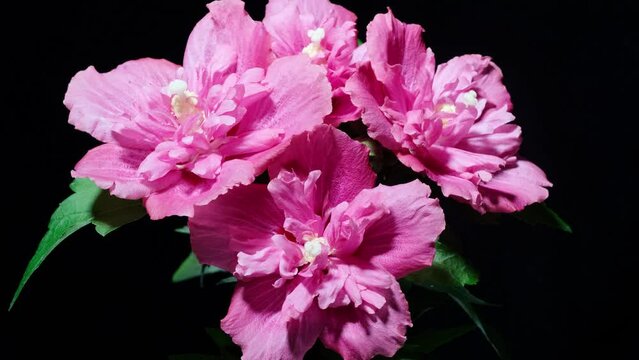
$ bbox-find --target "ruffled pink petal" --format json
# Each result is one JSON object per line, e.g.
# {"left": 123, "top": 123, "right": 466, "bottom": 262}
{"left": 267, "top": 170, "right": 323, "bottom": 231}
{"left": 320, "top": 278, "right": 411, "bottom": 360}
{"left": 190, "top": 153, "right": 224, "bottom": 179}
{"left": 190, "top": 184, "right": 284, "bottom": 272}
{"left": 351, "top": 43, "right": 368, "bottom": 64}
{"left": 431, "top": 173, "right": 483, "bottom": 207}
{"left": 457, "top": 105, "right": 522, "bottom": 158}
{"left": 222, "top": 277, "right": 325, "bottom": 360}
{"left": 434, "top": 54, "right": 512, "bottom": 110}
{"left": 269, "top": 125, "right": 376, "bottom": 214}
{"left": 237, "top": 55, "right": 332, "bottom": 172}
{"left": 183, "top": 0, "right": 271, "bottom": 91}
{"left": 263, "top": 0, "right": 306, "bottom": 56}
{"left": 236, "top": 247, "right": 282, "bottom": 279}
{"left": 346, "top": 63, "right": 401, "bottom": 152}
{"left": 137, "top": 141, "right": 183, "bottom": 182}
{"left": 365, "top": 10, "right": 435, "bottom": 97}
{"left": 316, "top": 260, "right": 394, "bottom": 310}
{"left": 316, "top": 261, "right": 349, "bottom": 309}
{"left": 64, "top": 58, "right": 179, "bottom": 143}
{"left": 219, "top": 129, "right": 285, "bottom": 157}
{"left": 239, "top": 55, "right": 332, "bottom": 134}
{"left": 352, "top": 180, "right": 444, "bottom": 278}
{"left": 396, "top": 152, "right": 427, "bottom": 173}
{"left": 145, "top": 159, "right": 254, "bottom": 219}
{"left": 235, "top": 234, "right": 303, "bottom": 281}
{"left": 324, "top": 87, "right": 361, "bottom": 126}
{"left": 478, "top": 160, "right": 552, "bottom": 213}
{"left": 324, "top": 198, "right": 388, "bottom": 257}
{"left": 426, "top": 145, "right": 506, "bottom": 176}
{"left": 281, "top": 276, "right": 322, "bottom": 320}
{"left": 72, "top": 143, "right": 153, "bottom": 199}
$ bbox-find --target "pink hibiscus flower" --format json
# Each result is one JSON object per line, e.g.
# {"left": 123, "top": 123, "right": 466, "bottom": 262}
{"left": 263, "top": 0, "right": 362, "bottom": 125}
{"left": 346, "top": 10, "right": 552, "bottom": 213}
{"left": 65, "top": 0, "right": 332, "bottom": 219}
{"left": 190, "top": 125, "right": 445, "bottom": 360}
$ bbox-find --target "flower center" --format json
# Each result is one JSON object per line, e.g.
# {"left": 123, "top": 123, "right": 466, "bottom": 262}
{"left": 302, "top": 235, "right": 328, "bottom": 263}
{"left": 434, "top": 90, "right": 480, "bottom": 126}
{"left": 302, "top": 27, "right": 326, "bottom": 58}
{"left": 436, "top": 103, "right": 457, "bottom": 114}
{"left": 167, "top": 79, "right": 200, "bottom": 122}
{"left": 460, "top": 90, "right": 478, "bottom": 106}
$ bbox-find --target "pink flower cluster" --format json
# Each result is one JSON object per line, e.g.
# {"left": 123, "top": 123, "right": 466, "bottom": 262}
{"left": 64, "top": 0, "right": 551, "bottom": 358}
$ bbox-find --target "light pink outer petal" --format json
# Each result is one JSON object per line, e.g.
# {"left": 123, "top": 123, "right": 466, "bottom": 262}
{"left": 64, "top": 58, "right": 179, "bottom": 143}
{"left": 72, "top": 143, "right": 153, "bottom": 199}
{"left": 264, "top": 0, "right": 357, "bottom": 56}
{"left": 263, "top": 0, "right": 306, "bottom": 56}
{"left": 222, "top": 277, "right": 325, "bottom": 360}
{"left": 241, "top": 56, "right": 332, "bottom": 133}
{"left": 183, "top": 0, "right": 271, "bottom": 90}
{"left": 267, "top": 0, "right": 357, "bottom": 26}
{"left": 365, "top": 10, "right": 434, "bottom": 95}
{"left": 478, "top": 160, "right": 552, "bottom": 213}
{"left": 190, "top": 184, "right": 284, "bottom": 272}
{"left": 320, "top": 279, "right": 411, "bottom": 360}
{"left": 434, "top": 54, "right": 512, "bottom": 109}
{"left": 269, "top": 125, "right": 376, "bottom": 214}
{"left": 144, "top": 159, "right": 255, "bottom": 219}
{"left": 346, "top": 63, "right": 401, "bottom": 152}
{"left": 238, "top": 55, "right": 332, "bottom": 172}
{"left": 353, "top": 180, "right": 444, "bottom": 278}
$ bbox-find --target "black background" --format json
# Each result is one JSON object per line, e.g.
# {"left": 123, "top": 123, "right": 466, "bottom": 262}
{"left": 2, "top": 0, "right": 636, "bottom": 359}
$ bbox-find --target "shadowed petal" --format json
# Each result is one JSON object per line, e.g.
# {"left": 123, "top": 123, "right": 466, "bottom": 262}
{"left": 222, "top": 277, "right": 325, "bottom": 360}
{"left": 190, "top": 183, "right": 284, "bottom": 272}
{"left": 145, "top": 159, "right": 254, "bottom": 219}
{"left": 320, "top": 279, "right": 411, "bottom": 360}
{"left": 269, "top": 125, "right": 376, "bottom": 215}
{"left": 366, "top": 10, "right": 435, "bottom": 96}
{"left": 352, "top": 180, "right": 444, "bottom": 278}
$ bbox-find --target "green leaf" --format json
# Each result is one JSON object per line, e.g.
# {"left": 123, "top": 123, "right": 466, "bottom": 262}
{"left": 514, "top": 202, "right": 572, "bottom": 233}
{"left": 172, "top": 252, "right": 224, "bottom": 283}
{"left": 357, "top": 38, "right": 364, "bottom": 46}
{"left": 9, "top": 178, "right": 146, "bottom": 310}
{"left": 449, "top": 295, "right": 508, "bottom": 359}
{"left": 433, "top": 242, "right": 479, "bottom": 286}
{"left": 206, "top": 328, "right": 241, "bottom": 360}
{"left": 397, "top": 324, "right": 475, "bottom": 357}
{"left": 405, "top": 242, "right": 508, "bottom": 358}
{"left": 175, "top": 225, "right": 190, "bottom": 234}
{"left": 406, "top": 242, "right": 484, "bottom": 305}
{"left": 405, "top": 265, "right": 489, "bottom": 306}
{"left": 91, "top": 189, "right": 146, "bottom": 236}
{"left": 206, "top": 328, "right": 234, "bottom": 349}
